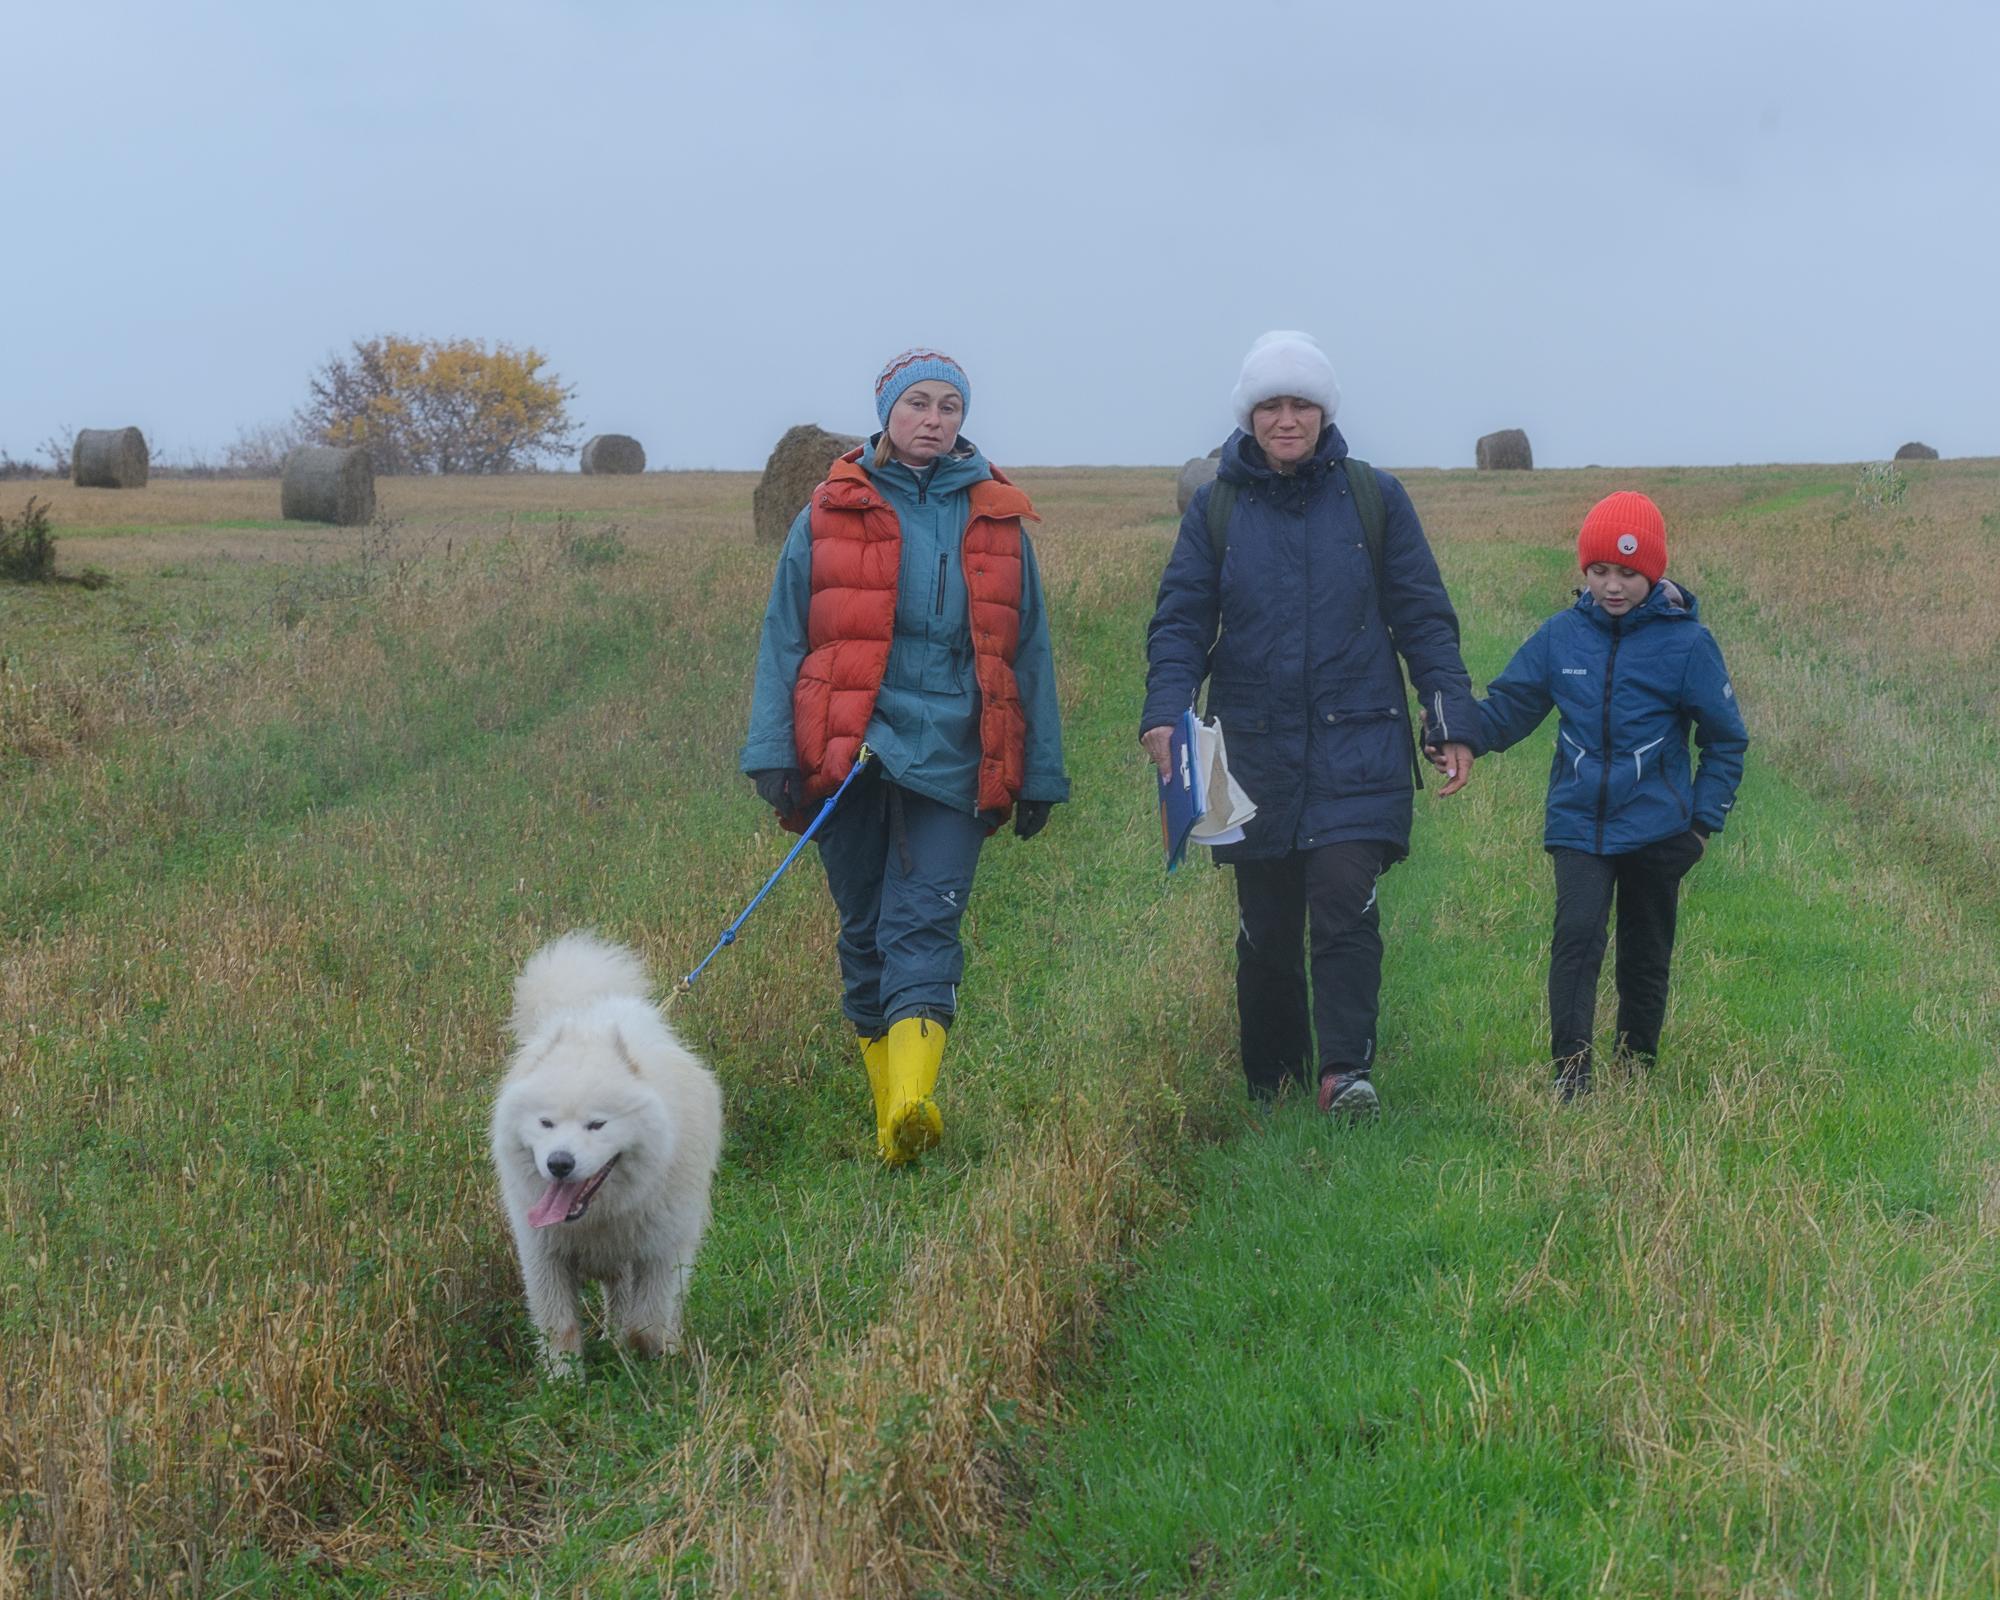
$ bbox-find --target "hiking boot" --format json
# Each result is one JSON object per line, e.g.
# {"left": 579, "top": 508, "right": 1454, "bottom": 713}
{"left": 1316, "top": 1069, "right": 1379, "bottom": 1120}
{"left": 1612, "top": 1047, "right": 1657, "bottom": 1081}
{"left": 1555, "top": 1061, "right": 1593, "bottom": 1102}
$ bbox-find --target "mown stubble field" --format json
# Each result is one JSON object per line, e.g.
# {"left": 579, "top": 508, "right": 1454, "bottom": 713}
{"left": 3, "top": 455, "right": 1998, "bottom": 1596}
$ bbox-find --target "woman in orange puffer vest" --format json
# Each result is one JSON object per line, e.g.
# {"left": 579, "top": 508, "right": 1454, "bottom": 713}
{"left": 742, "top": 349, "right": 1069, "bottom": 1167}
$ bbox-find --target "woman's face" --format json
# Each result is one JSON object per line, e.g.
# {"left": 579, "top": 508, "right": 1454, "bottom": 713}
{"left": 1250, "top": 396, "right": 1323, "bottom": 469}
{"left": 885, "top": 381, "right": 965, "bottom": 465}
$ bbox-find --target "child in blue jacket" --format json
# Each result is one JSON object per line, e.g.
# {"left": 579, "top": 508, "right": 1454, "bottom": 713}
{"left": 1440, "top": 491, "right": 1748, "bottom": 1098}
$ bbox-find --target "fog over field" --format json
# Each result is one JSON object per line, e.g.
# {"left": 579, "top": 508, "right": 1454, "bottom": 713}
{"left": 7, "top": 0, "right": 1998, "bottom": 471}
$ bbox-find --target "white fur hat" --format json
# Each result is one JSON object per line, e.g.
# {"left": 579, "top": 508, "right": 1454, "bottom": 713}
{"left": 1230, "top": 330, "right": 1341, "bottom": 432}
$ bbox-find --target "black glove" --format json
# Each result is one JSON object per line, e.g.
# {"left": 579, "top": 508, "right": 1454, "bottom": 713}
{"left": 1013, "top": 799, "right": 1052, "bottom": 840}
{"left": 749, "top": 768, "right": 803, "bottom": 813}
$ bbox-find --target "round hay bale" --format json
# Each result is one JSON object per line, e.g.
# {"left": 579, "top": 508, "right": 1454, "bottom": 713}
{"left": 282, "top": 446, "right": 376, "bottom": 526}
{"left": 581, "top": 434, "right": 647, "bottom": 474}
{"left": 1475, "top": 429, "right": 1533, "bottom": 471}
{"left": 71, "top": 427, "right": 149, "bottom": 489}
{"left": 754, "top": 424, "right": 863, "bottom": 543}
{"left": 1893, "top": 441, "right": 1939, "bottom": 461}
{"left": 1176, "top": 454, "right": 1221, "bottom": 514}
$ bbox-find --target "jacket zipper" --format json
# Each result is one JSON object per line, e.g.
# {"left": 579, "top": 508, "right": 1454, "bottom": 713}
{"left": 934, "top": 552, "right": 947, "bottom": 615}
{"left": 1595, "top": 618, "right": 1622, "bottom": 852}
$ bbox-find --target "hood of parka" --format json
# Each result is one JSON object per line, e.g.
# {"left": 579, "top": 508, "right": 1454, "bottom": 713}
{"left": 1573, "top": 576, "right": 1700, "bottom": 633}
{"left": 1216, "top": 422, "right": 1350, "bottom": 514}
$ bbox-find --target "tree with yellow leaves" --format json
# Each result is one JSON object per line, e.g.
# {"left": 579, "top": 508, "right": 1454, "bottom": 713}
{"left": 298, "top": 335, "right": 579, "bottom": 474}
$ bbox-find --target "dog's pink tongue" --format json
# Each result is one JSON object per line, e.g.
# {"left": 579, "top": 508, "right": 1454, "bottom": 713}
{"left": 528, "top": 1178, "right": 584, "bottom": 1229}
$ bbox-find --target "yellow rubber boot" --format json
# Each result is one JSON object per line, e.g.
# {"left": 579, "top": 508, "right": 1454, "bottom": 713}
{"left": 879, "top": 1016, "right": 945, "bottom": 1165}
{"left": 858, "top": 1031, "right": 895, "bottom": 1156}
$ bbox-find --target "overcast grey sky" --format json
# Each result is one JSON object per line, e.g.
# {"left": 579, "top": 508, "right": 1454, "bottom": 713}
{"left": 6, "top": 0, "right": 1996, "bottom": 471}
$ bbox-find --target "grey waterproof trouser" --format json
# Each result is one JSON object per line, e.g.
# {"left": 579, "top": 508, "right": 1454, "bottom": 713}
{"left": 816, "top": 764, "right": 988, "bottom": 1035}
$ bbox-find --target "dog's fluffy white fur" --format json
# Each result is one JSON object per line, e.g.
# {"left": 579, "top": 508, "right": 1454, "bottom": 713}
{"left": 490, "top": 933, "right": 722, "bottom": 1373}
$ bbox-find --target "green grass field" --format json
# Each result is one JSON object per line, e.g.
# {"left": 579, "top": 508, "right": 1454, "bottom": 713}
{"left": 2, "top": 457, "right": 1996, "bottom": 1597}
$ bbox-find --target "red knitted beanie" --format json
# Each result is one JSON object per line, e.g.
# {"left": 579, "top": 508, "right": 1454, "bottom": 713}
{"left": 1576, "top": 491, "right": 1667, "bottom": 584}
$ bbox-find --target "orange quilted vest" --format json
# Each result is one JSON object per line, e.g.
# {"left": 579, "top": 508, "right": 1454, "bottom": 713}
{"left": 791, "top": 449, "right": 1035, "bottom": 826}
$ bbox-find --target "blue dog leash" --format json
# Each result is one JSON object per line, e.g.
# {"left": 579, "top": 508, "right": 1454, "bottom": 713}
{"left": 677, "top": 747, "right": 874, "bottom": 994}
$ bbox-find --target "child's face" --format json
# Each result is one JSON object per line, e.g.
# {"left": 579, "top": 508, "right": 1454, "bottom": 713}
{"left": 1583, "top": 562, "right": 1651, "bottom": 616}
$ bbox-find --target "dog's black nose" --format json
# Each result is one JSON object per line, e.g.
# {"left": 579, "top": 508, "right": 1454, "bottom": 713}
{"left": 546, "top": 1150, "right": 575, "bottom": 1180}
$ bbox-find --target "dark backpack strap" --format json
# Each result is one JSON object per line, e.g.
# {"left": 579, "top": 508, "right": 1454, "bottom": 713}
{"left": 1196, "top": 480, "right": 1236, "bottom": 701}
{"left": 1344, "top": 457, "right": 1386, "bottom": 590}
{"left": 1203, "top": 478, "right": 1236, "bottom": 564}
{"left": 1345, "top": 457, "right": 1426, "bottom": 791}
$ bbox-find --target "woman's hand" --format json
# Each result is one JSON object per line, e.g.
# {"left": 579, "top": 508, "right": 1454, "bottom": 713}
{"left": 1140, "top": 725, "right": 1174, "bottom": 779}
{"left": 1013, "top": 800, "right": 1052, "bottom": 840}
{"left": 749, "top": 768, "right": 803, "bottom": 812}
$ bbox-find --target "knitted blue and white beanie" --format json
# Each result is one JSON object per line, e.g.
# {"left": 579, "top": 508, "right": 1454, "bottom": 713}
{"left": 875, "top": 348, "right": 970, "bottom": 426}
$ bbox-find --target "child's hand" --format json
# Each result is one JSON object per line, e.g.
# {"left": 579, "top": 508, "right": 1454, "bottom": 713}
{"left": 1432, "top": 742, "right": 1475, "bottom": 797}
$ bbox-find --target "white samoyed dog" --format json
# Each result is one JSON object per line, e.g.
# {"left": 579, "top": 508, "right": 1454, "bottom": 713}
{"left": 490, "top": 933, "right": 722, "bottom": 1373}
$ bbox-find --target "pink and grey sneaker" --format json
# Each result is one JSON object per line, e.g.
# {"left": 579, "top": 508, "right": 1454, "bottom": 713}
{"left": 1316, "top": 1068, "right": 1379, "bottom": 1120}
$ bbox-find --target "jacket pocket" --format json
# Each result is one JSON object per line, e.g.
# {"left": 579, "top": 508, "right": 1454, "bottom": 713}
{"left": 1313, "top": 697, "right": 1407, "bottom": 797}
{"left": 1556, "top": 728, "right": 1593, "bottom": 791}
{"left": 1204, "top": 671, "right": 1270, "bottom": 734}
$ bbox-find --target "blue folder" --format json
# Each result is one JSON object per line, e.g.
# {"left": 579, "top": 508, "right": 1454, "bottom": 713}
{"left": 1157, "top": 707, "right": 1205, "bottom": 872}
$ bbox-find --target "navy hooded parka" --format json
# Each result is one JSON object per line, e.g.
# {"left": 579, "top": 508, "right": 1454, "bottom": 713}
{"left": 1142, "top": 425, "right": 1478, "bottom": 862}
{"left": 1470, "top": 578, "right": 1748, "bottom": 853}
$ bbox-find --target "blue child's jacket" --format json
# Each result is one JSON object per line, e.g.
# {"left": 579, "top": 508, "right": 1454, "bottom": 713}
{"left": 1470, "top": 580, "right": 1747, "bottom": 854}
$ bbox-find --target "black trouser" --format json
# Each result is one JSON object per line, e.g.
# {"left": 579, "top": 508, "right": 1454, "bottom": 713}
{"left": 1233, "top": 841, "right": 1391, "bottom": 1099}
{"left": 1548, "top": 832, "right": 1704, "bottom": 1076}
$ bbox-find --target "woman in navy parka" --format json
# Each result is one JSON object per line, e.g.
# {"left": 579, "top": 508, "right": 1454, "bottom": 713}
{"left": 1142, "top": 331, "right": 1480, "bottom": 1116}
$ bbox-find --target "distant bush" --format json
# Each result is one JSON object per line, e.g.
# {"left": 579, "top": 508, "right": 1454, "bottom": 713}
{"left": 1855, "top": 461, "right": 1907, "bottom": 511}
{"left": 224, "top": 418, "right": 311, "bottom": 476}
{"left": 298, "top": 335, "right": 579, "bottom": 474}
{"left": 0, "top": 431, "right": 73, "bottom": 480}
{"left": 0, "top": 497, "right": 110, "bottom": 588}
{"left": 0, "top": 496, "right": 55, "bottom": 581}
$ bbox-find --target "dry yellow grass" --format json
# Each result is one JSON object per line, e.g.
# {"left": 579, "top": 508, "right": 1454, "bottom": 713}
{"left": 1, "top": 463, "right": 1208, "bottom": 1595}
{"left": 614, "top": 1097, "right": 1180, "bottom": 1597}
{"left": 15, "top": 472, "right": 744, "bottom": 568}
